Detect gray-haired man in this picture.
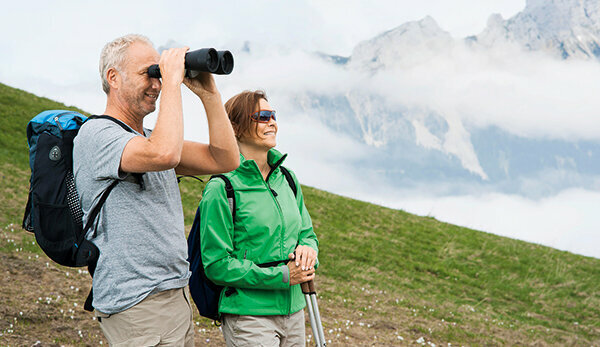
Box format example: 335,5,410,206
73,34,239,345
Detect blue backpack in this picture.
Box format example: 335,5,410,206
187,169,297,321
23,110,139,311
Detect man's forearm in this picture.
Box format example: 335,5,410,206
149,83,184,161
203,93,239,167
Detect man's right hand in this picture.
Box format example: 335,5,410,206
158,47,188,87
288,258,316,285
119,46,190,174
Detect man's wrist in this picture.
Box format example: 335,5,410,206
161,80,183,91
198,90,222,103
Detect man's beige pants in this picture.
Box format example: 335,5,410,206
95,287,194,346
221,309,305,347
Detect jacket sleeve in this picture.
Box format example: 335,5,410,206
200,179,291,290
289,170,320,268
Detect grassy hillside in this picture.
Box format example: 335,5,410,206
1,82,599,346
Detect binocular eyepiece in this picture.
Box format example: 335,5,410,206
147,48,234,78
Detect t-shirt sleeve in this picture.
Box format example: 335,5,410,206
78,120,138,180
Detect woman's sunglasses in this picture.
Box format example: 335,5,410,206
249,110,276,123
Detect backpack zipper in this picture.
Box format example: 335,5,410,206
53,111,80,131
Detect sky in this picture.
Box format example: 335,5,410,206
4,0,600,259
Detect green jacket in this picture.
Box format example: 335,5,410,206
199,149,319,316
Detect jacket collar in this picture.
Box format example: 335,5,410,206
238,148,287,178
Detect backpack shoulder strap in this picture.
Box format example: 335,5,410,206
88,115,135,133
82,179,121,312
85,180,120,239
279,166,297,197
210,175,236,219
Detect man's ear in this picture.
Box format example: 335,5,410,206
106,67,121,91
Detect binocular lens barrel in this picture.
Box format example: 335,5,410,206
215,51,234,75
147,48,234,78
186,48,218,73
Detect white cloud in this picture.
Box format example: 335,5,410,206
383,188,600,259
364,41,600,142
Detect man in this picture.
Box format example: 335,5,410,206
73,34,239,346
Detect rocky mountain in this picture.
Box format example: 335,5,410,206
301,0,600,197
348,16,454,71
475,0,600,59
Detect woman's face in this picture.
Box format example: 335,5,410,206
240,98,277,150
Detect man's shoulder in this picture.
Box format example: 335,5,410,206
77,117,139,143
74,117,138,164
80,116,121,132
75,117,112,141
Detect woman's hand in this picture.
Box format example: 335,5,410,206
287,258,315,285
289,245,317,271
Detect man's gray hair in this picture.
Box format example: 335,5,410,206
99,34,154,94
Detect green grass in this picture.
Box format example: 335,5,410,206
0,83,86,227
1,81,599,345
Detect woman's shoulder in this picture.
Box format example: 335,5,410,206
204,175,228,189
203,171,240,193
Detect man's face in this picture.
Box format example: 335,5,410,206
117,42,161,117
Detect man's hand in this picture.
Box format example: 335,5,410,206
183,72,219,99
158,47,188,87
174,67,239,176
289,245,317,271
287,258,315,285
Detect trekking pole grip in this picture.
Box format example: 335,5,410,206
308,279,316,293
301,279,316,294
301,281,311,294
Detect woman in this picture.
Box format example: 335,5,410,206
199,90,319,346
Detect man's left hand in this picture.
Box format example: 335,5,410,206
183,72,219,99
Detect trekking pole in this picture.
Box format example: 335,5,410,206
301,280,326,347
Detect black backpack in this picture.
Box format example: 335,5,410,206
22,110,140,311
187,167,297,321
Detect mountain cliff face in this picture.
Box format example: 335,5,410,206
300,1,600,196
348,16,454,71
476,0,600,59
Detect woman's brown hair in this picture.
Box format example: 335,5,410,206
224,90,268,140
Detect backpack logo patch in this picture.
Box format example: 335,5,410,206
49,146,61,161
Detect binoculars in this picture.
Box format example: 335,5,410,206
147,48,234,78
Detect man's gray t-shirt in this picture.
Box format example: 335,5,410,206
73,118,190,314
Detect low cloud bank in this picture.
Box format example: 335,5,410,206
372,188,600,259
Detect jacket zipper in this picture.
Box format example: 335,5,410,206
257,158,292,314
